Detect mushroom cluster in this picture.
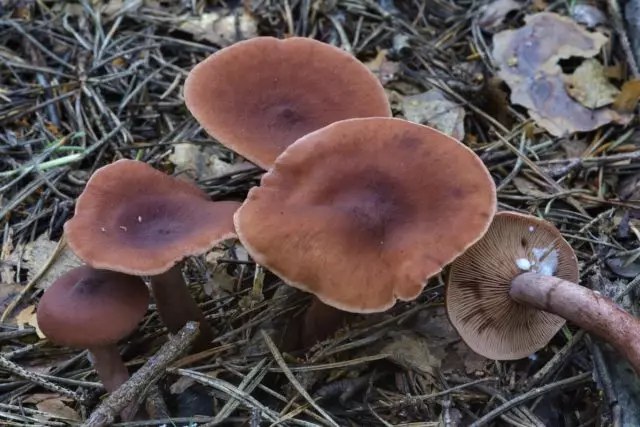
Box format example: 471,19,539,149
184,36,498,346
35,34,640,422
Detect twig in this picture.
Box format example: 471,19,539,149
0,355,85,402
0,235,67,322
261,330,340,427
469,372,593,427
82,322,200,427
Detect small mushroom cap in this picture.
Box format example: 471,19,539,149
446,211,579,360
234,117,497,313
64,159,241,276
37,266,149,348
183,36,392,170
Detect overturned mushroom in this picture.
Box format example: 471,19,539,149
37,265,149,419
234,117,497,346
184,36,392,169
64,159,241,351
446,211,640,375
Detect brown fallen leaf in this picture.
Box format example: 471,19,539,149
380,307,487,378
15,305,44,337
178,8,258,47
364,49,400,85
478,0,523,31
402,88,466,140
24,393,80,421
492,12,633,136
565,58,620,109
612,79,640,113
35,397,81,421
512,176,549,198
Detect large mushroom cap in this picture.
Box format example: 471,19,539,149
183,36,392,170
234,117,497,313
446,211,579,360
37,266,149,348
64,159,241,276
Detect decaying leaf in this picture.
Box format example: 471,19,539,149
565,59,620,108
380,307,487,378
24,393,80,421
402,89,466,140
571,3,607,29
178,8,258,47
365,49,400,85
492,12,632,136
382,333,443,377
6,234,83,291
169,143,243,182
560,138,589,158
612,79,640,113
478,0,523,31
15,305,45,338
512,176,549,198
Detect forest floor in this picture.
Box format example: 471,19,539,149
1,0,640,426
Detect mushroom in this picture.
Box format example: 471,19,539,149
64,159,241,351
234,117,497,346
37,265,148,418
183,36,392,170
446,211,640,374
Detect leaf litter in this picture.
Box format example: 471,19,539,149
492,12,633,136
0,1,640,426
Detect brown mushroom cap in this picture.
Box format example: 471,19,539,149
64,159,241,276
37,266,149,348
183,36,392,170
446,211,579,360
234,117,497,313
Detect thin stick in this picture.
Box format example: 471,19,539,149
470,372,592,427
82,322,199,427
0,355,84,402
261,330,340,427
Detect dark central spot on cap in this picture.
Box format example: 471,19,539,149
329,170,411,244
113,197,194,248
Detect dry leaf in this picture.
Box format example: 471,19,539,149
7,234,83,291
571,4,607,29
380,307,487,379
382,333,442,377
478,0,522,31
565,59,620,108
492,12,632,136
612,79,640,113
560,138,589,158
178,9,258,47
364,49,400,85
402,89,466,140
35,397,81,421
513,177,549,198
16,305,37,329
169,143,242,182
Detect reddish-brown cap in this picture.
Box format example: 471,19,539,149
183,36,392,170
446,211,579,360
64,159,241,276
37,266,149,348
234,117,497,313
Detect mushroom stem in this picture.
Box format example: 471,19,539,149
149,264,214,351
301,297,348,348
87,345,138,420
510,272,640,375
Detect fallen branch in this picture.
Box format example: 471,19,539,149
82,322,200,427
